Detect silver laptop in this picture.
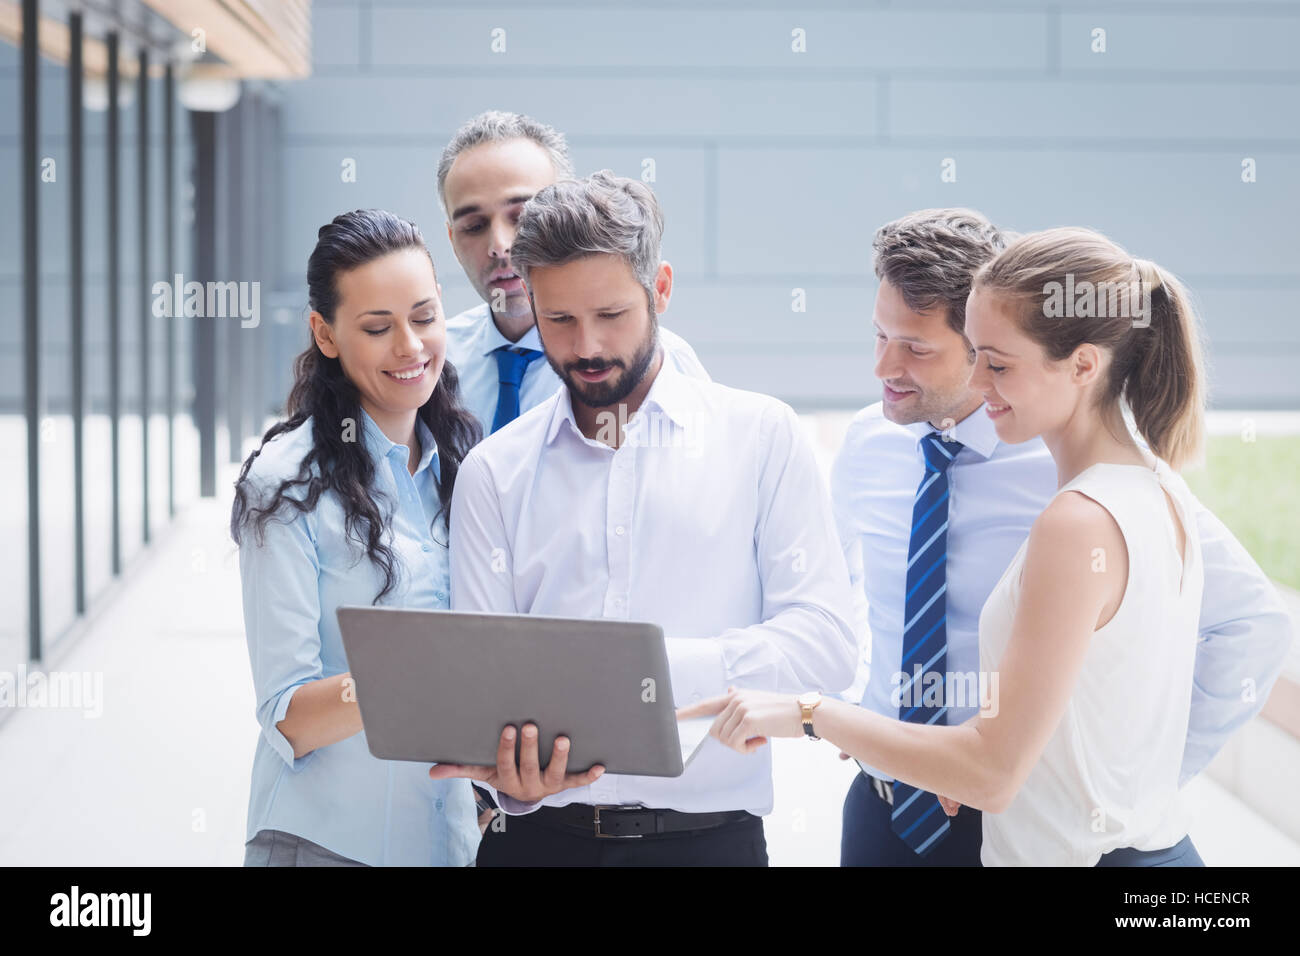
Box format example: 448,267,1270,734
337,606,713,778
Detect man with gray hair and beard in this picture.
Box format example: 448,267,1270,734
430,171,859,866
437,110,709,437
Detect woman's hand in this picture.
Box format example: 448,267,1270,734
676,687,804,754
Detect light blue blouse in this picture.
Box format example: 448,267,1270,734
237,407,479,866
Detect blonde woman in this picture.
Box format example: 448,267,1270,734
683,227,1211,866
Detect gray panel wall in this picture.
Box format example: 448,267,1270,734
280,2,1300,407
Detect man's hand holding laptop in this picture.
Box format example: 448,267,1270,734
428,722,604,802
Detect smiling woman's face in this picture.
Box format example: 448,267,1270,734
965,283,1080,445
309,247,446,425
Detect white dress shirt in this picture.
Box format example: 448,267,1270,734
445,301,711,436
449,354,859,816
832,401,1294,786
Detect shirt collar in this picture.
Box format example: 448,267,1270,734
544,383,583,446
360,406,439,476
473,302,544,357
412,415,440,476
638,349,692,429
543,345,685,446
902,400,1000,461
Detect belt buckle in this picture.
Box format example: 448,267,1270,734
855,759,895,806
592,805,641,839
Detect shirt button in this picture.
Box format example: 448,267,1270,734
422,544,432,552
615,526,625,536
435,798,444,811
692,692,701,702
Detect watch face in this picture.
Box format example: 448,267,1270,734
798,691,819,706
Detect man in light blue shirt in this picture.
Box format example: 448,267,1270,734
834,208,1293,866
436,111,709,436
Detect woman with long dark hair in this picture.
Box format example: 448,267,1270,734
231,209,481,866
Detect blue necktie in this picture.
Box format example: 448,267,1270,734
891,430,964,855
491,345,543,434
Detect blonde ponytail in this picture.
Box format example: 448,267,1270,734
1126,259,1205,468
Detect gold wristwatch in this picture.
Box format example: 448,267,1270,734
798,691,823,739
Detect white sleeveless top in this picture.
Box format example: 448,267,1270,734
977,461,1203,866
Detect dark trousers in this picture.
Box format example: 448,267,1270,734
841,771,1206,867
477,808,768,866
1095,834,1204,867
841,772,984,866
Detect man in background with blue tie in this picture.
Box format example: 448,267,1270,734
437,111,709,436
833,207,1293,866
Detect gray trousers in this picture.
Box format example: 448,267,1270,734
243,828,369,867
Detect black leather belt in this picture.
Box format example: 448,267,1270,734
527,804,757,839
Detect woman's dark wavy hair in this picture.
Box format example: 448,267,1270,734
229,209,482,603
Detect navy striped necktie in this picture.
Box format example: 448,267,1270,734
891,430,963,855
491,345,543,433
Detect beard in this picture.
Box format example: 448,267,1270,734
882,386,948,426
550,314,660,410
880,373,980,428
